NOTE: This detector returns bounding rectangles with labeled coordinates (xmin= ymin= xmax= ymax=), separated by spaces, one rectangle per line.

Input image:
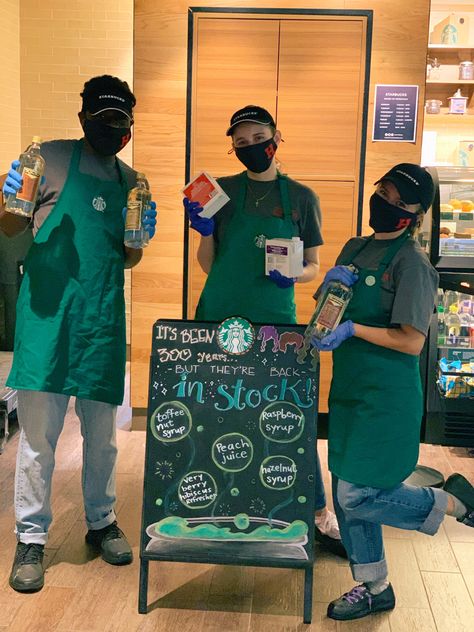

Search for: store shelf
xmin=425 ymin=108 xmax=474 ymax=120
xmin=428 ymin=45 xmax=474 ymax=51
xmin=427 ymin=79 xmax=474 ymax=84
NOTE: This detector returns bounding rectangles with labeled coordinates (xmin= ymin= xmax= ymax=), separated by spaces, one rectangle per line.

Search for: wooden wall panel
xmin=192 ymin=19 xmax=280 ymax=176
xmin=187 ymin=18 xmax=280 ymax=316
xmin=134 ymin=0 xmax=431 ymax=409
xmin=277 ymin=20 xmax=364 ymax=179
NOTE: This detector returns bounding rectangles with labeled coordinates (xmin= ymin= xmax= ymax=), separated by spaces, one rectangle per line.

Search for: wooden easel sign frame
xmin=139 ymin=318 xmax=318 ymax=623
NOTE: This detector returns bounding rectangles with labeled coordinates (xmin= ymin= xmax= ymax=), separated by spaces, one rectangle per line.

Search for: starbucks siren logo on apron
xmin=92 ymin=195 xmax=107 ymax=212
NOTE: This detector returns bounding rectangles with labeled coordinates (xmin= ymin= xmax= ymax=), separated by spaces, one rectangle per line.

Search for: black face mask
xmin=369 ymin=193 xmax=418 ymax=233
xmin=83 ymin=119 xmax=131 ymax=156
xmin=235 ymin=137 xmax=278 ymax=173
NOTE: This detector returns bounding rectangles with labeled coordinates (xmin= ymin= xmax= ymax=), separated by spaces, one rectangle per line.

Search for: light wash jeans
xmin=15 ymin=390 xmax=118 ymax=544
xmin=314 ymin=451 xmax=327 ymax=511
xmin=332 ymin=475 xmax=449 ymax=582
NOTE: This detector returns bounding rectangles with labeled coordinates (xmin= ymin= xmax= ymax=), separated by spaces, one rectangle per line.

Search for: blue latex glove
xmin=183 ymin=197 xmax=214 ymax=237
xmin=2 ymin=160 xmax=22 ymax=196
xmin=269 ymin=269 xmax=296 ymax=289
xmin=122 ymin=201 xmax=157 ymax=240
xmin=323 ymin=265 xmax=358 ymax=288
xmin=2 ymin=161 xmax=45 ymax=197
xmin=143 ymin=200 xmax=157 ymax=239
xmin=311 ymin=320 xmax=355 ymax=351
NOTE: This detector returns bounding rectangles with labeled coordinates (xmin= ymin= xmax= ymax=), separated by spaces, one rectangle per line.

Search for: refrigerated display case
xmin=420 ymin=167 xmax=474 ymax=447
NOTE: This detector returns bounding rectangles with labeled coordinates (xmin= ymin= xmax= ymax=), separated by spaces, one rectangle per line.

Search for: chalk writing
xmin=150 ymin=401 xmax=192 ymax=442
xmin=212 ymin=433 xmax=254 ymax=472
xmin=178 ymin=471 xmax=218 ymax=509
xmin=260 ymin=456 xmax=297 ymax=490
xmin=259 ymin=402 xmax=305 ymax=443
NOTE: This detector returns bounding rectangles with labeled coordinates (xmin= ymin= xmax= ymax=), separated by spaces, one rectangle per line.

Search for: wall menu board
xmin=372 ymin=84 xmax=419 ymax=142
xmin=139 ymin=318 xmax=319 ymax=623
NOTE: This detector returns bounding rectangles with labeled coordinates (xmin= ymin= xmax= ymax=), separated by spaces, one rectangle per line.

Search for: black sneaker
xmin=314 ymin=526 xmax=348 ymax=559
xmin=9 ymin=542 xmax=45 ymax=593
xmin=327 ymin=583 xmax=395 ymax=621
xmin=85 ymin=521 xmax=133 ymax=565
xmin=444 ymin=473 xmax=474 ymax=527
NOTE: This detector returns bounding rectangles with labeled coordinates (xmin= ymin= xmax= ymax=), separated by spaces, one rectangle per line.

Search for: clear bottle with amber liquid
xmin=297 ymin=265 xmax=356 ymax=368
xmin=306 ymin=265 xmax=357 ymax=341
xmin=124 ymin=173 xmax=151 ymax=249
xmin=5 ymin=136 xmax=45 ymax=217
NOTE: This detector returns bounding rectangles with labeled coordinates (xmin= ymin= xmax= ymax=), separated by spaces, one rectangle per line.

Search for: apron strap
xmin=380 ymin=229 xmax=411 ymax=267
xmin=237 ymin=172 xmax=248 ymax=214
xmin=70 ymin=139 xmax=83 ymax=173
xmin=237 ymin=171 xmax=292 ymax=219
xmin=277 ymin=174 xmax=292 ymax=219
xmin=340 ymin=229 xmax=411 ymax=268
xmin=339 ymin=236 xmax=372 ymax=266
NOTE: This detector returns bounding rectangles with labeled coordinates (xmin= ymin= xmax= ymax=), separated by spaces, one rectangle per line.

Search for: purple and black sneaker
xmin=444 ymin=473 xmax=474 ymax=527
xmin=327 ymin=584 xmax=395 ymax=621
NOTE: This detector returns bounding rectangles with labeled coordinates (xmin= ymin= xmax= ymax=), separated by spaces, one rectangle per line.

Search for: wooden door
xmin=188 ymin=18 xmax=280 ymax=312
xmin=187 ymin=14 xmax=368 ymax=411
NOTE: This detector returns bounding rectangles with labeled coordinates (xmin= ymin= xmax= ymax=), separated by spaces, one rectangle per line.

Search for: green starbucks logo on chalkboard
xmin=217 ymin=317 xmax=255 ymax=355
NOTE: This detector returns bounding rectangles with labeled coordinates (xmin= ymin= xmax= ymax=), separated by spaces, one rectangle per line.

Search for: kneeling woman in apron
xmin=312 ymin=163 xmax=474 ymax=622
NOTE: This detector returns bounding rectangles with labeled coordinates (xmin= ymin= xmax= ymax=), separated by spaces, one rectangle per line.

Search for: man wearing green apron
xmin=183 ymin=105 xmax=347 ymax=557
xmin=0 ymin=75 xmax=157 ymax=593
xmin=312 ymin=164 xmax=474 ymax=621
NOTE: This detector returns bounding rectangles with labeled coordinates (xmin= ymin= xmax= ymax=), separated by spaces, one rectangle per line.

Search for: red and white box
xmin=182 ymin=172 xmax=230 ymax=219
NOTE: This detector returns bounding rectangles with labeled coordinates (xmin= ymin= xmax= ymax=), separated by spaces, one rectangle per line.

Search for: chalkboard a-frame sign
xmin=139 ymin=317 xmax=319 ymax=623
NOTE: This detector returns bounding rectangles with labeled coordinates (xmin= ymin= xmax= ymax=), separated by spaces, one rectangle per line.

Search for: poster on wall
xmin=372 ymin=84 xmax=419 ymax=142
xmin=138 ymin=317 xmax=319 ymax=622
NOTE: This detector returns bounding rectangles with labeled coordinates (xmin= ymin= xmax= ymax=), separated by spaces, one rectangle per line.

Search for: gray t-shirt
xmin=33 ymin=139 xmax=137 ymax=236
xmin=333 ymin=236 xmax=439 ymax=335
xmin=215 ymin=173 xmax=323 ymax=249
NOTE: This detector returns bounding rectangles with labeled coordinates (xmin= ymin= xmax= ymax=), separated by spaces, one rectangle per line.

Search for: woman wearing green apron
xmin=184 ymin=105 xmax=346 ymax=557
xmin=312 ymin=164 xmax=474 ymax=621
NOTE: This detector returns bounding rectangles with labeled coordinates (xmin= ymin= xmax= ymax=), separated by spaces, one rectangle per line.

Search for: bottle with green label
xmin=5 ymin=136 xmax=45 ymax=218
xmin=437 ymin=305 xmax=445 ymax=346
xmin=124 ymin=172 xmax=151 ymax=249
xmin=306 ymin=265 xmax=357 ymax=340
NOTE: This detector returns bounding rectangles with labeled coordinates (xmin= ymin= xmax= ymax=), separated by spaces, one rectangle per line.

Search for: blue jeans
xmin=332 ymin=475 xmax=449 ymax=582
xmin=314 ymin=450 xmax=326 ymax=511
xmin=15 ymin=390 xmax=118 ymax=544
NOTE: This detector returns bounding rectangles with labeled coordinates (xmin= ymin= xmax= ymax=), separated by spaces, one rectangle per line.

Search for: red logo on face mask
xmin=120 ymin=132 xmax=131 ymax=150
xmin=265 ymin=144 xmax=276 ymax=159
xmin=395 ymin=217 xmax=412 ymax=229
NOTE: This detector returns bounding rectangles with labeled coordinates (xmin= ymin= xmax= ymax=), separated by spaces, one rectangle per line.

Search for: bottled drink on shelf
xmin=445 ymin=304 xmax=461 ymax=346
xmin=437 ymin=305 xmax=445 ymax=346
xmin=443 ymin=289 xmax=459 ymax=314
xmin=306 ymin=265 xmax=357 ymax=341
xmin=459 ymin=311 xmax=473 ymax=339
xmin=124 ymin=173 xmax=151 ymax=249
xmin=4 ymin=137 xmax=45 ymax=217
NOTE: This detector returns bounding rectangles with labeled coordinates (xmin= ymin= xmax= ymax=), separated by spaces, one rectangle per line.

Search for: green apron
xmin=7 ymin=140 xmax=128 ymax=405
xmin=195 ymin=172 xmax=298 ymax=324
xmin=328 ymin=231 xmax=422 ymax=488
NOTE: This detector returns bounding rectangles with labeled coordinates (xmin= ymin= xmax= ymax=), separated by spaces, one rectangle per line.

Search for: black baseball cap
xmin=226 ymin=105 xmax=276 ymax=136
xmin=82 ymin=85 xmax=134 ymax=119
xmin=375 ymin=163 xmax=435 ymax=211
